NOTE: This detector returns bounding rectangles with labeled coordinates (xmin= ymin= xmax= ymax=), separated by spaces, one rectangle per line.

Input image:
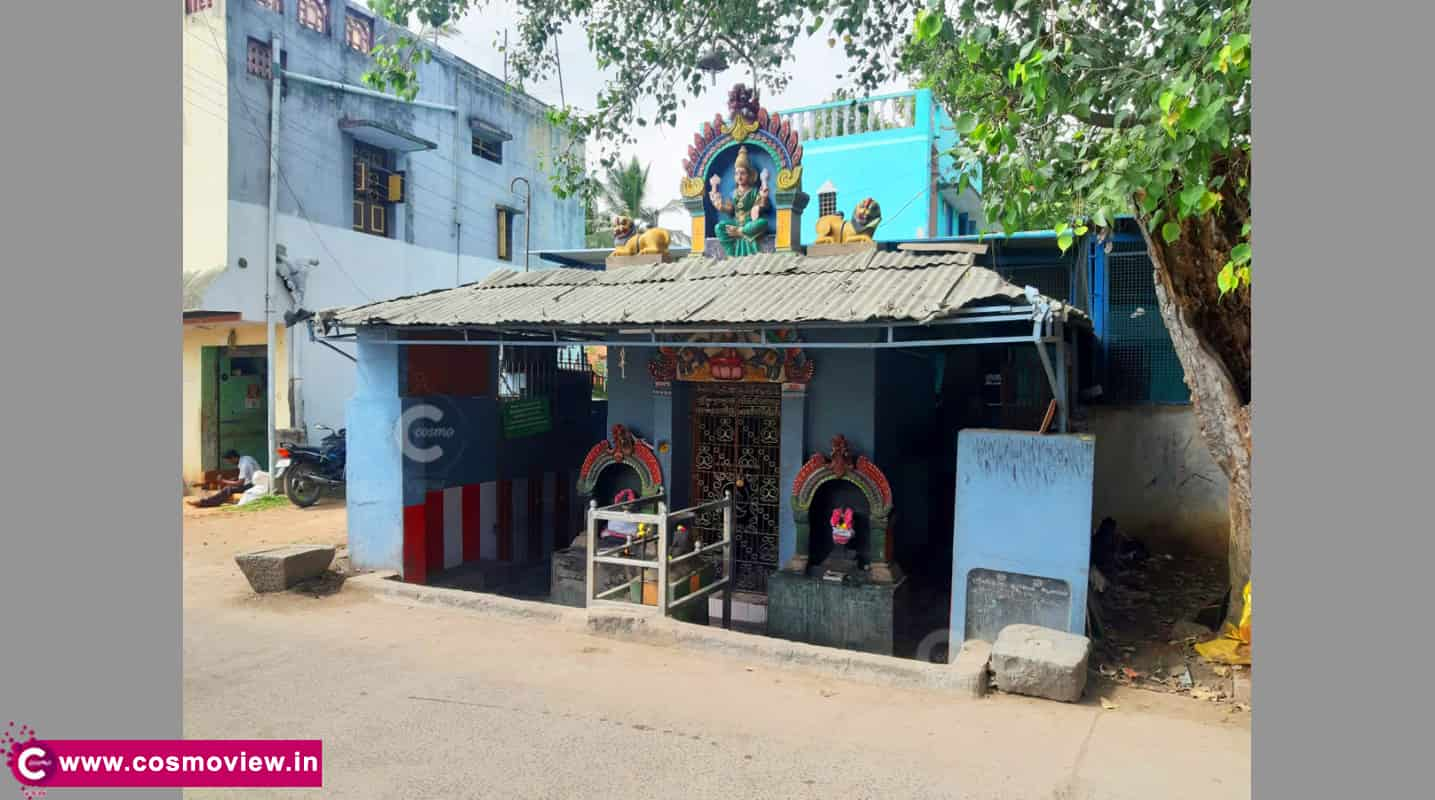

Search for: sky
xmin=420 ymin=2 xmax=912 ymax=230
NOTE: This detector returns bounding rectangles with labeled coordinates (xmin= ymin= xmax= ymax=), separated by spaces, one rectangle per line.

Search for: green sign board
xmin=502 ymin=396 xmax=553 ymax=439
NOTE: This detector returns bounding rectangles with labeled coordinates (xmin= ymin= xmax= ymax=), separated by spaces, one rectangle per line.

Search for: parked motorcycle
xmin=273 ymin=424 xmax=346 ymax=508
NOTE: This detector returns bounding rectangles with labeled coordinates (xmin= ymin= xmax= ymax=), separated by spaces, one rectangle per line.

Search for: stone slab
xmin=768 ymin=571 xmax=905 ymax=656
xmin=549 ymin=548 xmax=589 ymax=608
xmin=990 ymin=624 xmax=1090 ymax=703
xmin=805 ymin=240 xmax=877 ymax=259
xmin=605 ymin=253 xmax=673 ymax=269
xmin=952 ymin=640 xmax=993 ymax=698
xmin=235 ymin=545 xmax=335 ymax=594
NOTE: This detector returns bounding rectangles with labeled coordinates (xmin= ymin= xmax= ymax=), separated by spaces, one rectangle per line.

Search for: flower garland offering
xmin=607 ymin=489 xmax=639 ymax=538
xmin=830 ymin=507 xmax=854 ymax=546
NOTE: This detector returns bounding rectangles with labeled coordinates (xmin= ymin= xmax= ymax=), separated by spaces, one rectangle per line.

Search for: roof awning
xmin=339 ymin=118 xmax=436 ymax=152
xmin=469 ymin=116 xmax=513 ymax=142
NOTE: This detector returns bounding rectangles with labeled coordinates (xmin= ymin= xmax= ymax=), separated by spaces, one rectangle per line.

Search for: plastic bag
xmin=1195 ymin=582 xmax=1251 ymax=665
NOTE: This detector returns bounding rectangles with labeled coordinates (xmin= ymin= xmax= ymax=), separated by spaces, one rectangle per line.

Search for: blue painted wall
xmin=875 ymin=350 xmax=939 ymax=569
xmin=346 ymin=329 xmax=403 ymax=572
xmin=603 ymin=339 xmax=657 ymax=444
xmin=950 ymin=430 xmax=1095 ymax=644
xmin=776 ymin=90 xmax=981 ymax=243
xmin=398 ymin=346 xmax=595 ymax=506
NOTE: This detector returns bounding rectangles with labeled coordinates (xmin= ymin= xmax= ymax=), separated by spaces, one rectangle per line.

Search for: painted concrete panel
xmin=443 ymin=486 xmax=463 ymax=569
xmin=604 ymin=340 xmax=657 ymax=443
xmin=479 ymin=480 xmax=498 ymax=561
xmin=950 ymin=430 xmax=1095 ymax=644
xmin=346 ymin=330 xmax=404 ymax=573
xmin=182 ymin=6 xmax=229 ymax=280
xmin=777 ymin=388 xmax=807 ymax=570
xmin=1085 ymin=405 xmax=1229 ymax=556
xmin=511 ymin=477 xmax=530 ymax=564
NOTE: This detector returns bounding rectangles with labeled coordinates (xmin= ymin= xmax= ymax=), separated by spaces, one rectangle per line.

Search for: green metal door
xmin=216 ymin=346 xmax=269 ymax=471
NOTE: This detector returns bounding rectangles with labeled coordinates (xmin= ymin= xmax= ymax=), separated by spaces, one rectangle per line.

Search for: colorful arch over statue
xmin=680 ymin=84 xmax=809 ymax=258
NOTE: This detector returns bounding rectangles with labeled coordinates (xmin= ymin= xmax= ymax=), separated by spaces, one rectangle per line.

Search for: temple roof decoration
xmin=680 ymin=85 xmax=804 ymax=199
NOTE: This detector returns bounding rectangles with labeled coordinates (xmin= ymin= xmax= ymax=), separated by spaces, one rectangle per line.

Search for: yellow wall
xmin=183 ymin=2 xmax=229 ymax=277
xmin=182 ymin=322 xmax=290 ymax=485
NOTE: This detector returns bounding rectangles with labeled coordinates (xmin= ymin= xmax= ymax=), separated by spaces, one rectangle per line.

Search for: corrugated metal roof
xmin=183 ymin=267 xmax=226 ymax=312
xmin=324 ymin=250 xmax=1083 ymax=329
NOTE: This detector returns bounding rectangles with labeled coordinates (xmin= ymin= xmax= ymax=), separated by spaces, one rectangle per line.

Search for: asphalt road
xmin=183 ymin=503 xmax=1250 ymax=799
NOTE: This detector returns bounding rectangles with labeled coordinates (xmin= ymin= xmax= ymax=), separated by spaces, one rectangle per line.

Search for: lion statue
xmin=611 ymin=215 xmax=671 ymax=257
xmin=813 ymin=197 xmax=882 ymax=245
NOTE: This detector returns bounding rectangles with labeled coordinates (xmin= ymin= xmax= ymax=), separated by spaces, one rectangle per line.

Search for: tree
xmin=360 ymin=0 xmax=921 ymax=197
xmin=362 ymin=0 xmax=1253 ymax=624
xmin=598 ymin=156 xmax=660 ymax=228
xmin=903 ymin=1 xmax=1251 ymax=623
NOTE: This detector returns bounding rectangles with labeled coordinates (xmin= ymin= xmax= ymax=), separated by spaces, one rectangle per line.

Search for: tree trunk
xmin=1134 ymin=161 xmax=1252 ymax=625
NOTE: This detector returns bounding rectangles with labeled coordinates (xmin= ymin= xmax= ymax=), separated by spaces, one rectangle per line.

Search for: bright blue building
xmin=774 ymin=89 xmax=985 ymax=243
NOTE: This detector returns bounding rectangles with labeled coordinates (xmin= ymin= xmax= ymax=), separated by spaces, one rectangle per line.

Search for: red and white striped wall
xmin=402 ymin=471 xmax=573 ymax=584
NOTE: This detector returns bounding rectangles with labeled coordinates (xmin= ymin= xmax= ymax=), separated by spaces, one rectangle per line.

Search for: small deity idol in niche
xmin=708 ymin=146 xmax=770 ymax=257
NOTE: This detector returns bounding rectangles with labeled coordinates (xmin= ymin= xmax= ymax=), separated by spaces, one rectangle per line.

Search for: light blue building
xmin=774 ymin=89 xmax=985 ymax=243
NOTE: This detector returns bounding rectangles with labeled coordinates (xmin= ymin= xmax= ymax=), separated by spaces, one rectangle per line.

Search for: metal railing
xmin=585 ymin=492 xmax=735 ymax=627
xmin=780 ymin=91 xmax=920 ymax=143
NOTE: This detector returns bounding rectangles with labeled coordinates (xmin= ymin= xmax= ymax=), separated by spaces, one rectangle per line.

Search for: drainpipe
xmin=453 ymin=77 xmax=463 ymax=287
xmin=265 ymin=33 xmax=282 ymax=486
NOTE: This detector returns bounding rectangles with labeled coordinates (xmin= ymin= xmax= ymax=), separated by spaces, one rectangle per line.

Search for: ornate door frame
xmin=688 ymin=382 xmax=783 ymax=595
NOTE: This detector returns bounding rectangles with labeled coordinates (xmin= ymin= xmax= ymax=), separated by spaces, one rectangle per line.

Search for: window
xmin=352 ymin=142 xmax=392 ymax=238
xmin=496 ymin=207 xmax=514 ymax=261
xmin=254 ymin=0 xmax=282 ymax=13
xmin=246 ymin=38 xmax=272 ymax=79
xmin=298 ymin=0 xmax=329 ymax=34
xmin=472 ymin=135 xmax=503 ymax=164
xmin=185 ymin=0 xmax=215 ymax=13
xmin=345 ymin=9 xmax=373 ymax=53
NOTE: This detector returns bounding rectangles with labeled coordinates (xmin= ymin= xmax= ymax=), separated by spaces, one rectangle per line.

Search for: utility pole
xmin=554 ymin=38 xmax=566 ymax=107
xmin=265 ymin=34 xmax=283 ymax=487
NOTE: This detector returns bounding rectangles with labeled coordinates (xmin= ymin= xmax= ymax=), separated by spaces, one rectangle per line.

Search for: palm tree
xmin=599 ymin=157 xmax=661 ymax=228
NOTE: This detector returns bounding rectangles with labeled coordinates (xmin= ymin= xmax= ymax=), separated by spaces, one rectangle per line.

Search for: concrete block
xmin=990 ymin=624 xmax=1090 ymax=703
xmin=952 ymin=640 xmax=992 ymax=698
xmin=235 ymin=545 xmax=335 ymax=594
xmin=1232 ymin=670 xmax=1252 ymax=707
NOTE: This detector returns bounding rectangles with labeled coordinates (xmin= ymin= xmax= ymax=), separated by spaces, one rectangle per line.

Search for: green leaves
xmin=954 ymin=112 xmax=979 ymax=134
xmin=914 ymin=8 xmax=943 ymax=42
xmin=1178 ymin=182 xmax=1207 ymax=217
xmin=1217 ymin=261 xmax=1236 ymax=293
xmin=1162 ymin=221 xmax=1181 ymax=244
xmin=1231 ymin=242 xmax=1252 ymax=265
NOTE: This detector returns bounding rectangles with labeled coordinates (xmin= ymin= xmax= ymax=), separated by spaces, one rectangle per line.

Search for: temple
xmin=320 ymin=85 xmax=1102 ymax=661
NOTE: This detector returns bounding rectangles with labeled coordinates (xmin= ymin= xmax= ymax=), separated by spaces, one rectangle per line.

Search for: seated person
xmin=189 ymin=450 xmax=259 ymax=508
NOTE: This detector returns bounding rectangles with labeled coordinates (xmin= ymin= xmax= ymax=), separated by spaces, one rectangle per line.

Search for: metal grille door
xmin=1105 ymin=242 xmax=1191 ymax=404
xmin=690 ymin=383 xmax=782 ymax=594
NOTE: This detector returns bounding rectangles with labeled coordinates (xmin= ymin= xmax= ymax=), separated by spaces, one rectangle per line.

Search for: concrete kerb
xmin=346 ymin=572 xmax=973 ymax=696
xmin=347 ymin=572 xmax=585 ymax=628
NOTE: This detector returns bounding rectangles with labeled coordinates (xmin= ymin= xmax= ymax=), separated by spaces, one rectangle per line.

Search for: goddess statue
xmin=708 ymin=145 xmax=770 ymax=257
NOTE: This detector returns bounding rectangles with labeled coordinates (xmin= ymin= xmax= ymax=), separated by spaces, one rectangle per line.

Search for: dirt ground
xmin=183 ymin=498 xmax=1250 ymax=799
